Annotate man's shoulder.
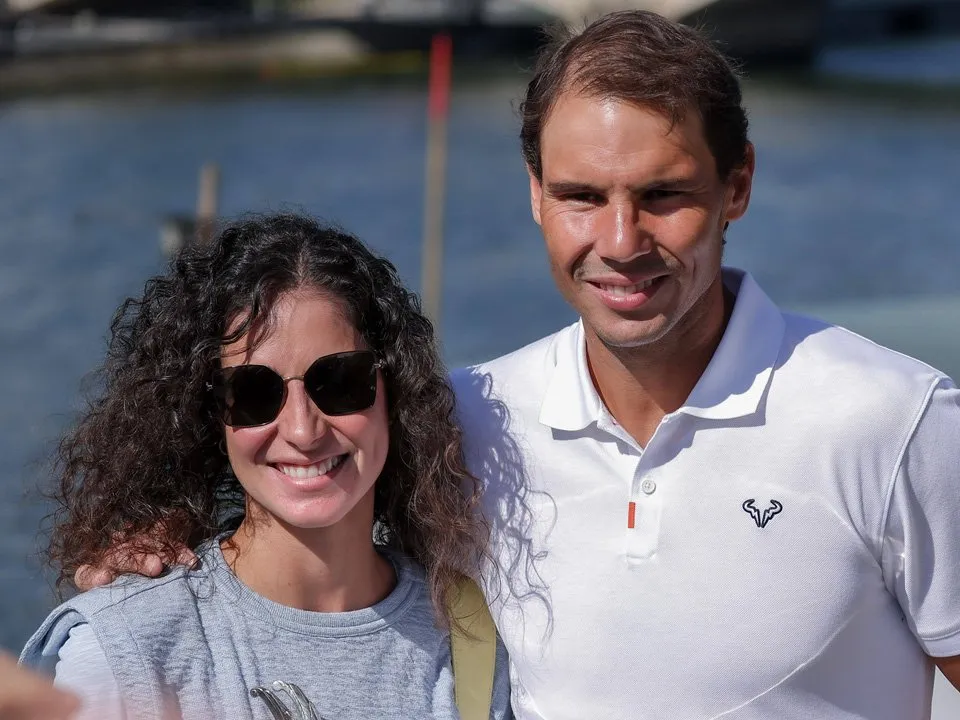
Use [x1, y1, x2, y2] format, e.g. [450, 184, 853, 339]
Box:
[449, 323, 576, 449]
[451, 323, 576, 405]
[778, 309, 951, 414]
[455, 322, 575, 376]
[782, 310, 947, 378]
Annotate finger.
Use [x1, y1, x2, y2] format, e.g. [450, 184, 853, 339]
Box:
[105, 531, 154, 562]
[175, 548, 200, 569]
[140, 554, 165, 577]
[74, 565, 116, 592]
[111, 546, 165, 578]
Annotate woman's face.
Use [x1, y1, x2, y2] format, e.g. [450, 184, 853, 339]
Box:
[221, 289, 389, 533]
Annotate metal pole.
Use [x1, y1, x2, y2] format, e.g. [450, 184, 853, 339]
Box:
[196, 162, 220, 245]
[421, 32, 452, 336]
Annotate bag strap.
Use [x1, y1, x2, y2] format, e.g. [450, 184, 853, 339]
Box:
[448, 577, 497, 720]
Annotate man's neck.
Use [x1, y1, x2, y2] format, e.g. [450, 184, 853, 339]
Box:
[585, 279, 734, 447]
[222, 503, 396, 613]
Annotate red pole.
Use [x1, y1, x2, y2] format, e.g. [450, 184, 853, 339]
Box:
[428, 33, 453, 121]
[421, 32, 453, 335]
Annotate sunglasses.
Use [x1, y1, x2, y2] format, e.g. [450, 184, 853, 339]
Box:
[211, 350, 382, 428]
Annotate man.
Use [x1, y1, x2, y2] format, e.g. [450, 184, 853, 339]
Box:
[72, 10, 960, 719]
[448, 10, 960, 719]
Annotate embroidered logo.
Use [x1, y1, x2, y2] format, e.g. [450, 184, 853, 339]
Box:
[250, 681, 326, 720]
[742, 499, 783, 528]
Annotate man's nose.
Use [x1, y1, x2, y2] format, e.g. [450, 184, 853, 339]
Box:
[592, 199, 654, 263]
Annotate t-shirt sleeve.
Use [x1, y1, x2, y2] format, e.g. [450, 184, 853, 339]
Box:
[882, 377, 960, 657]
[54, 623, 126, 720]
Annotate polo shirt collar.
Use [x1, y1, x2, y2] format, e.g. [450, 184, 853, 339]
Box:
[538, 267, 785, 431]
[681, 268, 785, 420]
[539, 320, 602, 432]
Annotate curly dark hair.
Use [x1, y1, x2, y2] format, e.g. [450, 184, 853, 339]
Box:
[48, 213, 488, 625]
[520, 10, 749, 182]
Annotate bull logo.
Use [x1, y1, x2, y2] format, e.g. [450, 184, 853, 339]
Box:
[742, 499, 783, 529]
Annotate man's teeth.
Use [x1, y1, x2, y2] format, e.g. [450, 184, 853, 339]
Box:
[277, 455, 346, 479]
[601, 278, 656, 296]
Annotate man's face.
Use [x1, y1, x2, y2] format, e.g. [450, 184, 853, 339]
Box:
[530, 93, 753, 351]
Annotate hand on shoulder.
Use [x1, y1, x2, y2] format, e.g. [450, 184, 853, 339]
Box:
[73, 528, 198, 591]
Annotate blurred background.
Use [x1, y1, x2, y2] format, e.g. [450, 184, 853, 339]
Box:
[2, 0, 960, 714]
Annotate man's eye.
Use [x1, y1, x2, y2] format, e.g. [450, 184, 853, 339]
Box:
[647, 189, 681, 200]
[564, 193, 600, 204]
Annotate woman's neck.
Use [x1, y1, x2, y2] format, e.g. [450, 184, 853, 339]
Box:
[222, 508, 396, 613]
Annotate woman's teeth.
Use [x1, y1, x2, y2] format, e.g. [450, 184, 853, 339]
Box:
[601, 278, 656, 296]
[276, 455, 346, 479]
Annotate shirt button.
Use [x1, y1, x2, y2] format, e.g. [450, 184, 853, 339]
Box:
[641, 479, 657, 495]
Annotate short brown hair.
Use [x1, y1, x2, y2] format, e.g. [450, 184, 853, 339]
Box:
[520, 10, 749, 181]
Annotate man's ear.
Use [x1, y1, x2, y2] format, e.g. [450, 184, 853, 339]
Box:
[723, 142, 755, 224]
[528, 165, 543, 226]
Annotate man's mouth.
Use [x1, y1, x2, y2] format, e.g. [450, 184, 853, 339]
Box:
[586, 274, 669, 310]
[595, 277, 658, 297]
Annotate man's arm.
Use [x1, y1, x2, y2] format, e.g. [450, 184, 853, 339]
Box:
[882, 380, 960, 679]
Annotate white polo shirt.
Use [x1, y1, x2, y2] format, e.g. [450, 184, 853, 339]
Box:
[452, 268, 960, 720]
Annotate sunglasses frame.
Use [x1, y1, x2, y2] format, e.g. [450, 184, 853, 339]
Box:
[209, 349, 384, 428]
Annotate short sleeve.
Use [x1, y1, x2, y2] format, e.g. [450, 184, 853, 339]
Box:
[54, 623, 126, 720]
[881, 378, 960, 657]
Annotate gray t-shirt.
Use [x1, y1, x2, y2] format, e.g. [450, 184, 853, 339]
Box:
[22, 543, 512, 720]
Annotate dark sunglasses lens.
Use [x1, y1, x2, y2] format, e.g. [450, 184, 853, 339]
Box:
[303, 352, 378, 416]
[221, 365, 285, 427]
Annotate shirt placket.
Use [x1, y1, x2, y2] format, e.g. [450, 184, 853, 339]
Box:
[598, 410, 669, 563]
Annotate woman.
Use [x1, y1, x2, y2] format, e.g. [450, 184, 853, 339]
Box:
[21, 214, 511, 720]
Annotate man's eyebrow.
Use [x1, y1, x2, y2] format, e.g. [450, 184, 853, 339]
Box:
[545, 177, 699, 196]
[544, 181, 603, 195]
[633, 177, 696, 191]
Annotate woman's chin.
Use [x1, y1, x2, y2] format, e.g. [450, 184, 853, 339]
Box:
[245, 491, 374, 535]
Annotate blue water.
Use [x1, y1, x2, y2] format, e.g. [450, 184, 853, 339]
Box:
[819, 37, 960, 85]
[2, 61, 960, 711]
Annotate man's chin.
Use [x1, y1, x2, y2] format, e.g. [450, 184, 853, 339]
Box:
[587, 315, 674, 352]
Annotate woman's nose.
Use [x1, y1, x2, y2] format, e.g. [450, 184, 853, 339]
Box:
[276, 381, 329, 449]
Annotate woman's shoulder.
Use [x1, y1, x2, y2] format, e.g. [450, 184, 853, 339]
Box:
[20, 557, 217, 671]
[21, 559, 227, 718]
[72, 562, 211, 620]
[377, 550, 437, 626]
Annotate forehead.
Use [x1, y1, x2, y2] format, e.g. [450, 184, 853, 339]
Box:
[539, 92, 715, 180]
[222, 289, 359, 366]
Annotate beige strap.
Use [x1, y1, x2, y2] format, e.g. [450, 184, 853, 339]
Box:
[449, 577, 497, 720]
